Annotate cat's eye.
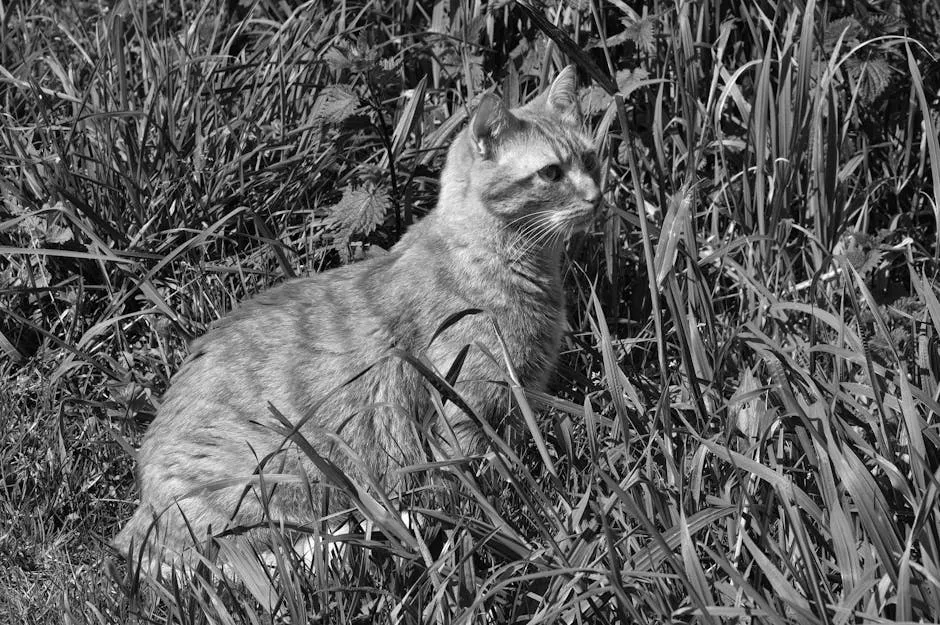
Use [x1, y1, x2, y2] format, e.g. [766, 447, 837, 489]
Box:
[538, 164, 563, 182]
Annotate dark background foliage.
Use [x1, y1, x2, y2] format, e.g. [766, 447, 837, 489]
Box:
[2, 0, 940, 622]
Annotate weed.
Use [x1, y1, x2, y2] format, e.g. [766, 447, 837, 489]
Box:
[2, 0, 940, 622]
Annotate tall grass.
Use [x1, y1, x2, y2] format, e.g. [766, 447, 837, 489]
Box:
[2, 0, 939, 622]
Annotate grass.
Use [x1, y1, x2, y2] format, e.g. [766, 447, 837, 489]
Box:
[2, 0, 940, 622]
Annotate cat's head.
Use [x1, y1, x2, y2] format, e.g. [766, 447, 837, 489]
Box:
[447, 65, 602, 245]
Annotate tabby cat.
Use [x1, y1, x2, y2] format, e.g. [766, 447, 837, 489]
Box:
[112, 65, 602, 573]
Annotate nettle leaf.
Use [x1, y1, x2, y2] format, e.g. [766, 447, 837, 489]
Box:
[331, 186, 390, 236]
[519, 39, 549, 76]
[866, 13, 906, 35]
[601, 15, 657, 53]
[579, 68, 650, 115]
[369, 57, 400, 89]
[617, 135, 651, 165]
[616, 67, 649, 96]
[562, 0, 590, 10]
[824, 17, 862, 52]
[858, 248, 886, 278]
[45, 223, 73, 244]
[324, 47, 352, 72]
[580, 85, 611, 115]
[857, 57, 893, 105]
[625, 16, 657, 54]
[840, 231, 883, 277]
[313, 85, 360, 124]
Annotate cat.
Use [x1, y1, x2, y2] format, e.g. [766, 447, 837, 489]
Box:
[111, 64, 602, 575]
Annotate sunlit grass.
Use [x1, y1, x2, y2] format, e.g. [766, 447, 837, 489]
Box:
[2, 0, 939, 622]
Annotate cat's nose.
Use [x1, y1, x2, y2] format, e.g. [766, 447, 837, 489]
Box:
[584, 185, 602, 208]
[573, 171, 601, 208]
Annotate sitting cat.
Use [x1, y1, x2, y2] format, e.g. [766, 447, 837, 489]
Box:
[112, 64, 602, 575]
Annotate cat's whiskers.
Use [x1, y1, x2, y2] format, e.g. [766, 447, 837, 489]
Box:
[501, 210, 556, 236]
[514, 222, 564, 259]
[516, 205, 590, 253]
[506, 213, 561, 259]
[501, 211, 552, 244]
[519, 206, 593, 258]
[513, 216, 556, 243]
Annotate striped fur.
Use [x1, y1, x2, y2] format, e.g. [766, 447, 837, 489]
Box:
[112, 65, 602, 574]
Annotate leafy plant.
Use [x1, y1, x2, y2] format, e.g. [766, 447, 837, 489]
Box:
[2, 0, 940, 622]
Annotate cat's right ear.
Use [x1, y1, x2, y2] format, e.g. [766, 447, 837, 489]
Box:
[470, 94, 517, 159]
[545, 65, 580, 124]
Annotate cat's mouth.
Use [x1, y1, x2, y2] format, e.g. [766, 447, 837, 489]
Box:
[568, 204, 598, 231]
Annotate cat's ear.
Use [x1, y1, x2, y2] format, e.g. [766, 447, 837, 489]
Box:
[545, 64, 581, 123]
[470, 93, 518, 158]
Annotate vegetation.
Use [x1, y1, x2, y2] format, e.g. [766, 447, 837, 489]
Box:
[2, 0, 940, 622]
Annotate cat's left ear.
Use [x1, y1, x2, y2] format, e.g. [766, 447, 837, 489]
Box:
[471, 93, 519, 159]
[545, 64, 581, 124]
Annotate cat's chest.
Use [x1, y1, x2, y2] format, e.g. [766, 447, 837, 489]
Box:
[425, 301, 562, 394]
[455, 280, 565, 385]
[498, 294, 564, 362]
[478, 261, 563, 348]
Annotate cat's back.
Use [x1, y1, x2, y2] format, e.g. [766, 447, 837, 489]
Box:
[144, 254, 408, 438]
[192, 252, 402, 362]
